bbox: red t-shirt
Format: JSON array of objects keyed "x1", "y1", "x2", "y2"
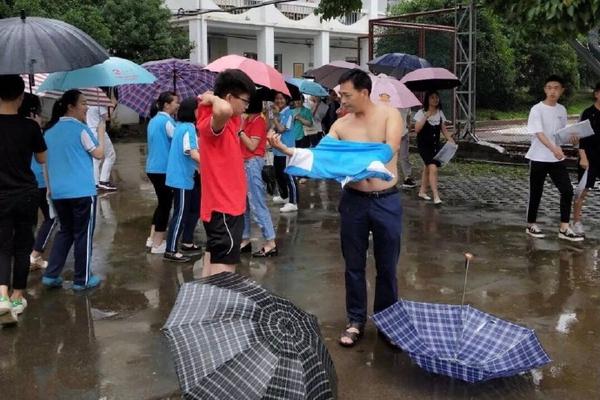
[
  {"x1": 240, "y1": 114, "x2": 267, "y2": 160},
  {"x1": 197, "y1": 105, "x2": 246, "y2": 222}
]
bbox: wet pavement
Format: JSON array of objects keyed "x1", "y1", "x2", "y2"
[{"x1": 1, "y1": 141, "x2": 599, "y2": 400}]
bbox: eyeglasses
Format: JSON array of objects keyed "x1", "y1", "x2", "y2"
[{"x1": 232, "y1": 94, "x2": 251, "y2": 105}]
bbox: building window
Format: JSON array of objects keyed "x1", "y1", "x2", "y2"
[
  {"x1": 244, "y1": 52, "x2": 258, "y2": 60},
  {"x1": 274, "y1": 54, "x2": 283, "y2": 72},
  {"x1": 293, "y1": 63, "x2": 305, "y2": 78}
]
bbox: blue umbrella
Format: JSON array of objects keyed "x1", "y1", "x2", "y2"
[
  {"x1": 368, "y1": 53, "x2": 431, "y2": 79},
  {"x1": 38, "y1": 57, "x2": 156, "y2": 91},
  {"x1": 285, "y1": 77, "x2": 328, "y2": 97}
]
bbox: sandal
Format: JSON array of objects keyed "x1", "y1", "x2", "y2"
[
  {"x1": 180, "y1": 243, "x2": 202, "y2": 255},
  {"x1": 240, "y1": 242, "x2": 252, "y2": 253},
  {"x1": 339, "y1": 323, "x2": 363, "y2": 347},
  {"x1": 252, "y1": 247, "x2": 278, "y2": 257}
]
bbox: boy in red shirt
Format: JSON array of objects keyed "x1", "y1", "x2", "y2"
[{"x1": 196, "y1": 69, "x2": 256, "y2": 277}]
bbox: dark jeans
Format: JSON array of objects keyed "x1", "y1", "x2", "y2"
[
  {"x1": 147, "y1": 173, "x2": 174, "y2": 232},
  {"x1": 0, "y1": 190, "x2": 39, "y2": 289},
  {"x1": 527, "y1": 160, "x2": 573, "y2": 224},
  {"x1": 339, "y1": 188, "x2": 402, "y2": 325},
  {"x1": 33, "y1": 187, "x2": 58, "y2": 252},
  {"x1": 273, "y1": 155, "x2": 298, "y2": 204},
  {"x1": 45, "y1": 196, "x2": 97, "y2": 287}
]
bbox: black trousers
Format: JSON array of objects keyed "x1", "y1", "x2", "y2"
[
  {"x1": 0, "y1": 190, "x2": 39, "y2": 290},
  {"x1": 527, "y1": 160, "x2": 573, "y2": 224},
  {"x1": 273, "y1": 155, "x2": 298, "y2": 204},
  {"x1": 147, "y1": 173, "x2": 174, "y2": 232}
]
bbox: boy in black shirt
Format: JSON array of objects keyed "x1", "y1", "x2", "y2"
[
  {"x1": 572, "y1": 83, "x2": 600, "y2": 236},
  {"x1": 0, "y1": 75, "x2": 47, "y2": 325}
]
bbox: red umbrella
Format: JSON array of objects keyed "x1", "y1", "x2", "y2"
[
  {"x1": 205, "y1": 55, "x2": 290, "y2": 96},
  {"x1": 400, "y1": 67, "x2": 460, "y2": 92}
]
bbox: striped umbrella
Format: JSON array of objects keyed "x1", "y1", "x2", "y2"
[{"x1": 22, "y1": 73, "x2": 112, "y2": 107}]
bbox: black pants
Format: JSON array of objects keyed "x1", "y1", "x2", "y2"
[
  {"x1": 0, "y1": 190, "x2": 39, "y2": 290},
  {"x1": 273, "y1": 155, "x2": 298, "y2": 204},
  {"x1": 33, "y1": 187, "x2": 58, "y2": 252},
  {"x1": 147, "y1": 173, "x2": 174, "y2": 232},
  {"x1": 527, "y1": 160, "x2": 573, "y2": 224},
  {"x1": 307, "y1": 133, "x2": 323, "y2": 148}
]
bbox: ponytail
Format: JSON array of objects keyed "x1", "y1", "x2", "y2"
[
  {"x1": 150, "y1": 91, "x2": 177, "y2": 118},
  {"x1": 44, "y1": 89, "x2": 83, "y2": 131}
]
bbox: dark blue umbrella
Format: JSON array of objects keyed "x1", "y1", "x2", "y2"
[{"x1": 368, "y1": 53, "x2": 431, "y2": 79}]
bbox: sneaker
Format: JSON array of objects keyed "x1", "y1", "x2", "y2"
[
  {"x1": 0, "y1": 296, "x2": 11, "y2": 315},
  {"x1": 572, "y1": 221, "x2": 585, "y2": 237},
  {"x1": 73, "y1": 275, "x2": 102, "y2": 291},
  {"x1": 433, "y1": 198, "x2": 443, "y2": 205},
  {"x1": 42, "y1": 276, "x2": 64, "y2": 288},
  {"x1": 418, "y1": 193, "x2": 431, "y2": 201},
  {"x1": 97, "y1": 181, "x2": 117, "y2": 191},
  {"x1": 151, "y1": 241, "x2": 167, "y2": 254},
  {"x1": 145, "y1": 237, "x2": 153, "y2": 249},
  {"x1": 11, "y1": 298, "x2": 27, "y2": 315},
  {"x1": 30, "y1": 255, "x2": 48, "y2": 270},
  {"x1": 164, "y1": 252, "x2": 191, "y2": 263},
  {"x1": 272, "y1": 196, "x2": 288, "y2": 205},
  {"x1": 558, "y1": 227, "x2": 584, "y2": 242},
  {"x1": 280, "y1": 203, "x2": 298, "y2": 213},
  {"x1": 0, "y1": 298, "x2": 17, "y2": 325},
  {"x1": 526, "y1": 224, "x2": 545, "y2": 238},
  {"x1": 402, "y1": 177, "x2": 417, "y2": 188}
]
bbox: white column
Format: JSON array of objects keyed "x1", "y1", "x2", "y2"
[
  {"x1": 313, "y1": 31, "x2": 330, "y2": 68},
  {"x1": 368, "y1": 0, "x2": 379, "y2": 18},
  {"x1": 257, "y1": 27, "x2": 275, "y2": 66},
  {"x1": 189, "y1": 18, "x2": 208, "y2": 65},
  {"x1": 359, "y1": 37, "x2": 370, "y2": 68}
]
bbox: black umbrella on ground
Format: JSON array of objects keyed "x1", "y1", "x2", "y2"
[
  {"x1": 162, "y1": 273, "x2": 337, "y2": 400},
  {"x1": 0, "y1": 11, "x2": 110, "y2": 75}
]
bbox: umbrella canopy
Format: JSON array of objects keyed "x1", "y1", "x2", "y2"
[
  {"x1": 303, "y1": 60, "x2": 365, "y2": 90},
  {"x1": 370, "y1": 74, "x2": 421, "y2": 109},
  {"x1": 118, "y1": 59, "x2": 215, "y2": 117},
  {"x1": 368, "y1": 53, "x2": 431, "y2": 79},
  {"x1": 400, "y1": 67, "x2": 460, "y2": 92},
  {"x1": 39, "y1": 57, "x2": 156, "y2": 91},
  {"x1": 22, "y1": 73, "x2": 112, "y2": 107},
  {"x1": 285, "y1": 77, "x2": 328, "y2": 97},
  {"x1": 205, "y1": 55, "x2": 290, "y2": 97},
  {"x1": 373, "y1": 300, "x2": 551, "y2": 383},
  {"x1": 0, "y1": 13, "x2": 109, "y2": 74},
  {"x1": 163, "y1": 272, "x2": 337, "y2": 400}
]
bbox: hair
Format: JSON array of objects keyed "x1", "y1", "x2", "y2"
[
  {"x1": 213, "y1": 69, "x2": 256, "y2": 100},
  {"x1": 177, "y1": 97, "x2": 198, "y2": 123},
  {"x1": 150, "y1": 91, "x2": 177, "y2": 118},
  {"x1": 338, "y1": 69, "x2": 372, "y2": 95},
  {"x1": 44, "y1": 89, "x2": 83, "y2": 131},
  {"x1": 423, "y1": 90, "x2": 442, "y2": 111},
  {"x1": 246, "y1": 93, "x2": 264, "y2": 114},
  {"x1": 18, "y1": 93, "x2": 42, "y2": 118},
  {"x1": 545, "y1": 75, "x2": 565, "y2": 87},
  {"x1": 594, "y1": 82, "x2": 600, "y2": 93},
  {"x1": 0, "y1": 75, "x2": 25, "y2": 101}
]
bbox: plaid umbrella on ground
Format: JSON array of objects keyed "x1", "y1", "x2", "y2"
[
  {"x1": 372, "y1": 301, "x2": 551, "y2": 383},
  {"x1": 162, "y1": 273, "x2": 337, "y2": 400},
  {"x1": 118, "y1": 59, "x2": 215, "y2": 117}
]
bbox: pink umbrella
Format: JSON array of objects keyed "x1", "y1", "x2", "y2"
[
  {"x1": 400, "y1": 67, "x2": 460, "y2": 92},
  {"x1": 205, "y1": 55, "x2": 290, "y2": 96},
  {"x1": 370, "y1": 74, "x2": 421, "y2": 109}
]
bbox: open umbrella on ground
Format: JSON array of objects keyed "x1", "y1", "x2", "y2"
[
  {"x1": 0, "y1": 12, "x2": 109, "y2": 74},
  {"x1": 163, "y1": 272, "x2": 337, "y2": 400},
  {"x1": 372, "y1": 254, "x2": 551, "y2": 383},
  {"x1": 118, "y1": 59, "x2": 215, "y2": 117},
  {"x1": 303, "y1": 60, "x2": 365, "y2": 90},
  {"x1": 368, "y1": 53, "x2": 431, "y2": 79},
  {"x1": 39, "y1": 57, "x2": 156, "y2": 91},
  {"x1": 400, "y1": 67, "x2": 460, "y2": 92},
  {"x1": 22, "y1": 73, "x2": 112, "y2": 107},
  {"x1": 285, "y1": 77, "x2": 329, "y2": 97},
  {"x1": 205, "y1": 55, "x2": 290, "y2": 97},
  {"x1": 370, "y1": 74, "x2": 421, "y2": 109}
]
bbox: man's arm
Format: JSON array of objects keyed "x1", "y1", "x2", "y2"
[
  {"x1": 535, "y1": 132, "x2": 564, "y2": 160},
  {"x1": 199, "y1": 91, "x2": 233, "y2": 133},
  {"x1": 384, "y1": 107, "x2": 403, "y2": 153},
  {"x1": 34, "y1": 151, "x2": 46, "y2": 164},
  {"x1": 267, "y1": 130, "x2": 294, "y2": 156}
]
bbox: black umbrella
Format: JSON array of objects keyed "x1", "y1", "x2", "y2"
[
  {"x1": 367, "y1": 53, "x2": 431, "y2": 79},
  {"x1": 163, "y1": 273, "x2": 337, "y2": 400},
  {"x1": 303, "y1": 60, "x2": 365, "y2": 90},
  {"x1": 0, "y1": 11, "x2": 109, "y2": 75}
]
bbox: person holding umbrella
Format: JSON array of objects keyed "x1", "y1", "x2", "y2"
[
  {"x1": 414, "y1": 90, "x2": 454, "y2": 205},
  {"x1": 0, "y1": 75, "x2": 47, "y2": 324},
  {"x1": 41, "y1": 89, "x2": 105, "y2": 291},
  {"x1": 145, "y1": 91, "x2": 180, "y2": 254}
]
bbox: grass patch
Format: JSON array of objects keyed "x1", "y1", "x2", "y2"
[{"x1": 409, "y1": 155, "x2": 528, "y2": 179}]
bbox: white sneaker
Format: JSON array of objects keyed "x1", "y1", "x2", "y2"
[
  {"x1": 145, "y1": 237, "x2": 153, "y2": 248},
  {"x1": 11, "y1": 298, "x2": 27, "y2": 315},
  {"x1": 151, "y1": 241, "x2": 167, "y2": 254},
  {"x1": 30, "y1": 255, "x2": 48, "y2": 270},
  {"x1": 280, "y1": 203, "x2": 298, "y2": 213},
  {"x1": 0, "y1": 296, "x2": 11, "y2": 315},
  {"x1": 572, "y1": 221, "x2": 585, "y2": 236},
  {"x1": 526, "y1": 224, "x2": 545, "y2": 238},
  {"x1": 558, "y1": 227, "x2": 584, "y2": 242},
  {"x1": 272, "y1": 196, "x2": 288, "y2": 205}
]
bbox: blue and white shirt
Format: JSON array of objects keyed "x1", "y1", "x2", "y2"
[
  {"x1": 272, "y1": 106, "x2": 295, "y2": 157},
  {"x1": 146, "y1": 111, "x2": 176, "y2": 173},
  {"x1": 44, "y1": 117, "x2": 98, "y2": 199},
  {"x1": 166, "y1": 122, "x2": 199, "y2": 190},
  {"x1": 31, "y1": 157, "x2": 45, "y2": 188}
]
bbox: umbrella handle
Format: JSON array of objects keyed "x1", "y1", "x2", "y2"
[{"x1": 460, "y1": 253, "x2": 474, "y2": 307}]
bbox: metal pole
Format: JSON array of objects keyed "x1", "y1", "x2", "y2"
[{"x1": 460, "y1": 252, "x2": 474, "y2": 307}]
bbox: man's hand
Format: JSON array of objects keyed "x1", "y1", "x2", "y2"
[
  {"x1": 552, "y1": 145, "x2": 565, "y2": 161},
  {"x1": 569, "y1": 134, "x2": 580, "y2": 146},
  {"x1": 198, "y1": 91, "x2": 215, "y2": 106},
  {"x1": 267, "y1": 130, "x2": 293, "y2": 155},
  {"x1": 580, "y1": 158, "x2": 589, "y2": 170}
]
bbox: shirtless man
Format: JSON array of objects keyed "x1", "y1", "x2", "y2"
[{"x1": 269, "y1": 69, "x2": 403, "y2": 347}]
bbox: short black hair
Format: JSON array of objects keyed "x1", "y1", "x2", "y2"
[
  {"x1": 0, "y1": 75, "x2": 25, "y2": 101},
  {"x1": 177, "y1": 97, "x2": 198, "y2": 123},
  {"x1": 594, "y1": 82, "x2": 600, "y2": 93},
  {"x1": 18, "y1": 93, "x2": 42, "y2": 118},
  {"x1": 246, "y1": 93, "x2": 264, "y2": 114},
  {"x1": 545, "y1": 75, "x2": 565, "y2": 87},
  {"x1": 338, "y1": 69, "x2": 372, "y2": 94},
  {"x1": 213, "y1": 69, "x2": 256, "y2": 100}
]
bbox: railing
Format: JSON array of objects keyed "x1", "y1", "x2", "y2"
[
  {"x1": 213, "y1": 0, "x2": 261, "y2": 14},
  {"x1": 337, "y1": 11, "x2": 365, "y2": 25},
  {"x1": 275, "y1": 3, "x2": 317, "y2": 21}
]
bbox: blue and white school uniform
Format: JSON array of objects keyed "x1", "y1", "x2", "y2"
[{"x1": 43, "y1": 117, "x2": 99, "y2": 287}]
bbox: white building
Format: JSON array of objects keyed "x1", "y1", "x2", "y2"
[{"x1": 164, "y1": 0, "x2": 387, "y2": 75}]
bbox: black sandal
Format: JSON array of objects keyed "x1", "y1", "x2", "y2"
[
  {"x1": 240, "y1": 242, "x2": 252, "y2": 253},
  {"x1": 252, "y1": 247, "x2": 278, "y2": 257},
  {"x1": 339, "y1": 323, "x2": 363, "y2": 347}
]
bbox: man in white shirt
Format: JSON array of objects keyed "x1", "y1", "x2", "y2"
[
  {"x1": 525, "y1": 75, "x2": 582, "y2": 241},
  {"x1": 87, "y1": 105, "x2": 117, "y2": 191}
]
